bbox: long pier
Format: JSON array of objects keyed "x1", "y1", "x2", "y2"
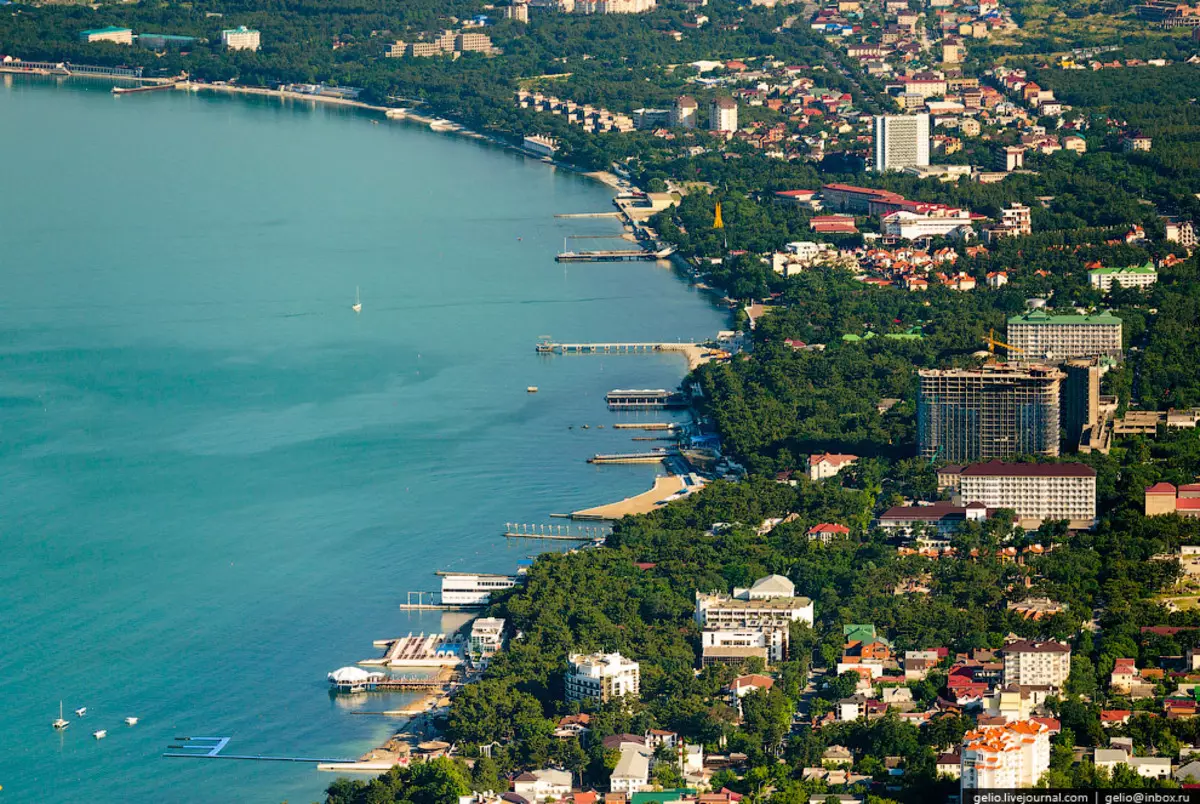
[
  {"x1": 536, "y1": 342, "x2": 697, "y2": 355},
  {"x1": 556, "y1": 247, "x2": 673, "y2": 262},
  {"x1": 503, "y1": 522, "x2": 610, "y2": 540},
  {"x1": 588, "y1": 451, "x2": 671, "y2": 464}
]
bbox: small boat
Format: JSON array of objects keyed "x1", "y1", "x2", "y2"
[
  {"x1": 53, "y1": 702, "x2": 69, "y2": 730},
  {"x1": 527, "y1": 386, "x2": 538, "y2": 393},
  {"x1": 124, "y1": 717, "x2": 138, "y2": 726},
  {"x1": 352, "y1": 286, "x2": 362, "y2": 314},
  {"x1": 75, "y1": 707, "x2": 87, "y2": 717},
  {"x1": 93, "y1": 730, "x2": 107, "y2": 740}
]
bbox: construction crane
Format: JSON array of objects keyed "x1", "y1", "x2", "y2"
[{"x1": 982, "y1": 328, "x2": 1025, "y2": 357}]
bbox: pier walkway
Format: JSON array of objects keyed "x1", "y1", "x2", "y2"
[
  {"x1": 556, "y1": 246, "x2": 674, "y2": 262},
  {"x1": 536, "y1": 340, "x2": 710, "y2": 370},
  {"x1": 503, "y1": 523, "x2": 610, "y2": 540}
]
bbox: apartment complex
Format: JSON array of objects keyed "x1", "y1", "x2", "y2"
[
  {"x1": 565, "y1": 652, "x2": 640, "y2": 703},
  {"x1": 917, "y1": 364, "x2": 1065, "y2": 462},
  {"x1": 961, "y1": 720, "x2": 1051, "y2": 791},
  {"x1": 873, "y1": 113, "x2": 930, "y2": 172},
  {"x1": 1088, "y1": 262, "x2": 1158, "y2": 292},
  {"x1": 672, "y1": 95, "x2": 699, "y2": 128},
  {"x1": 695, "y1": 574, "x2": 813, "y2": 663},
  {"x1": 469, "y1": 617, "x2": 506, "y2": 660},
  {"x1": 387, "y1": 30, "x2": 492, "y2": 57},
  {"x1": 221, "y1": 26, "x2": 261, "y2": 51},
  {"x1": 959, "y1": 460, "x2": 1098, "y2": 529},
  {"x1": 1062, "y1": 357, "x2": 1101, "y2": 448},
  {"x1": 710, "y1": 97, "x2": 739, "y2": 132},
  {"x1": 80, "y1": 26, "x2": 133, "y2": 44},
  {"x1": 1002, "y1": 639, "x2": 1071, "y2": 688},
  {"x1": 1006, "y1": 309, "x2": 1123, "y2": 362}
]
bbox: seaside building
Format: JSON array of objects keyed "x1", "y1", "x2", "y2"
[
  {"x1": 469, "y1": 617, "x2": 506, "y2": 660},
  {"x1": 80, "y1": 26, "x2": 133, "y2": 45},
  {"x1": 1006, "y1": 309, "x2": 1123, "y2": 362},
  {"x1": 439, "y1": 572, "x2": 518, "y2": 606},
  {"x1": 1088, "y1": 263, "x2": 1158, "y2": 292},
  {"x1": 959, "y1": 460, "x2": 1098, "y2": 530},
  {"x1": 565, "y1": 652, "x2": 641, "y2": 703},
  {"x1": 917, "y1": 364, "x2": 1064, "y2": 462},
  {"x1": 522, "y1": 135, "x2": 559, "y2": 158},
  {"x1": 695, "y1": 575, "x2": 814, "y2": 662},
  {"x1": 672, "y1": 95, "x2": 699, "y2": 128},
  {"x1": 710, "y1": 97, "x2": 738, "y2": 132},
  {"x1": 221, "y1": 26, "x2": 261, "y2": 51},
  {"x1": 961, "y1": 720, "x2": 1051, "y2": 791},
  {"x1": 873, "y1": 113, "x2": 930, "y2": 172},
  {"x1": 1002, "y1": 639, "x2": 1071, "y2": 688}
]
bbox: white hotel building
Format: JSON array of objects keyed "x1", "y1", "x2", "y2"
[
  {"x1": 959, "y1": 460, "x2": 1097, "y2": 530},
  {"x1": 221, "y1": 25, "x2": 262, "y2": 51},
  {"x1": 874, "y1": 113, "x2": 930, "y2": 172},
  {"x1": 439, "y1": 572, "x2": 518, "y2": 606},
  {"x1": 695, "y1": 575, "x2": 813, "y2": 662},
  {"x1": 961, "y1": 720, "x2": 1051, "y2": 792},
  {"x1": 565, "y1": 652, "x2": 640, "y2": 703}
]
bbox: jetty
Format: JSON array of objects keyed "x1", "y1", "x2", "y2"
[
  {"x1": 555, "y1": 246, "x2": 675, "y2": 262},
  {"x1": 612, "y1": 423, "x2": 679, "y2": 431},
  {"x1": 536, "y1": 340, "x2": 712, "y2": 370},
  {"x1": 362, "y1": 634, "x2": 464, "y2": 668},
  {"x1": 606, "y1": 389, "x2": 688, "y2": 411},
  {"x1": 554, "y1": 212, "x2": 622, "y2": 219},
  {"x1": 164, "y1": 736, "x2": 354, "y2": 764},
  {"x1": 503, "y1": 522, "x2": 610, "y2": 540},
  {"x1": 588, "y1": 451, "x2": 671, "y2": 464}
]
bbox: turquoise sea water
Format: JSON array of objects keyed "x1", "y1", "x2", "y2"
[{"x1": 0, "y1": 77, "x2": 727, "y2": 803}]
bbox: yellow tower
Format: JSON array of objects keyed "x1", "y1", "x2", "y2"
[{"x1": 713, "y1": 201, "x2": 724, "y2": 230}]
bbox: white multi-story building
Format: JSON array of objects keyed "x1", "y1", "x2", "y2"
[
  {"x1": 882, "y1": 208, "x2": 974, "y2": 239},
  {"x1": 672, "y1": 95, "x2": 699, "y2": 128},
  {"x1": 959, "y1": 460, "x2": 1097, "y2": 530},
  {"x1": 961, "y1": 720, "x2": 1051, "y2": 792},
  {"x1": 1164, "y1": 218, "x2": 1196, "y2": 248},
  {"x1": 710, "y1": 96, "x2": 738, "y2": 132},
  {"x1": 522, "y1": 135, "x2": 558, "y2": 158},
  {"x1": 874, "y1": 114, "x2": 930, "y2": 172},
  {"x1": 1002, "y1": 639, "x2": 1071, "y2": 689},
  {"x1": 809, "y1": 452, "x2": 858, "y2": 480},
  {"x1": 1088, "y1": 263, "x2": 1158, "y2": 292},
  {"x1": 440, "y1": 572, "x2": 518, "y2": 606},
  {"x1": 695, "y1": 575, "x2": 813, "y2": 662},
  {"x1": 469, "y1": 617, "x2": 506, "y2": 660},
  {"x1": 1000, "y1": 203, "x2": 1032, "y2": 236},
  {"x1": 504, "y1": 1, "x2": 530, "y2": 21},
  {"x1": 221, "y1": 26, "x2": 261, "y2": 51},
  {"x1": 512, "y1": 769, "x2": 573, "y2": 802},
  {"x1": 1006, "y1": 309, "x2": 1123, "y2": 362},
  {"x1": 701, "y1": 628, "x2": 775, "y2": 665},
  {"x1": 565, "y1": 652, "x2": 640, "y2": 703},
  {"x1": 79, "y1": 26, "x2": 133, "y2": 44},
  {"x1": 610, "y1": 744, "x2": 652, "y2": 793}
]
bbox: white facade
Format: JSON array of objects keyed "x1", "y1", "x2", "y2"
[
  {"x1": 221, "y1": 26, "x2": 261, "y2": 51},
  {"x1": 882, "y1": 209, "x2": 973, "y2": 239},
  {"x1": 961, "y1": 720, "x2": 1051, "y2": 792},
  {"x1": 1088, "y1": 265, "x2": 1158, "y2": 291},
  {"x1": 710, "y1": 97, "x2": 738, "y2": 132},
  {"x1": 565, "y1": 652, "x2": 640, "y2": 703},
  {"x1": 874, "y1": 114, "x2": 930, "y2": 172},
  {"x1": 672, "y1": 96, "x2": 698, "y2": 128},
  {"x1": 513, "y1": 769, "x2": 573, "y2": 801},
  {"x1": 440, "y1": 573, "x2": 518, "y2": 606},
  {"x1": 809, "y1": 453, "x2": 858, "y2": 480},
  {"x1": 959, "y1": 462, "x2": 1097, "y2": 529},
  {"x1": 1002, "y1": 640, "x2": 1071, "y2": 689},
  {"x1": 1006, "y1": 310, "x2": 1123, "y2": 361},
  {"x1": 469, "y1": 617, "x2": 506, "y2": 659},
  {"x1": 522, "y1": 135, "x2": 558, "y2": 158},
  {"x1": 695, "y1": 576, "x2": 812, "y2": 662},
  {"x1": 610, "y1": 745, "x2": 652, "y2": 793}
]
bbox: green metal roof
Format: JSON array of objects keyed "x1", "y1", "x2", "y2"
[
  {"x1": 82, "y1": 26, "x2": 132, "y2": 35},
  {"x1": 1088, "y1": 262, "x2": 1156, "y2": 275},
  {"x1": 1008, "y1": 309, "x2": 1122, "y2": 326},
  {"x1": 631, "y1": 790, "x2": 697, "y2": 804}
]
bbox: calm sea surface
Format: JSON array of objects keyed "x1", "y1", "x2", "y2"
[{"x1": 0, "y1": 77, "x2": 727, "y2": 803}]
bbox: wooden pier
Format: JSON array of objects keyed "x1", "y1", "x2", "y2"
[
  {"x1": 556, "y1": 246, "x2": 674, "y2": 262},
  {"x1": 164, "y1": 736, "x2": 355, "y2": 764},
  {"x1": 612, "y1": 423, "x2": 679, "y2": 430},
  {"x1": 503, "y1": 522, "x2": 610, "y2": 540}
]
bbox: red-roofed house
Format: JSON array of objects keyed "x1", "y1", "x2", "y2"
[
  {"x1": 808, "y1": 523, "x2": 851, "y2": 544},
  {"x1": 809, "y1": 452, "x2": 859, "y2": 480},
  {"x1": 1100, "y1": 709, "x2": 1132, "y2": 727},
  {"x1": 1146, "y1": 482, "x2": 1200, "y2": 518}
]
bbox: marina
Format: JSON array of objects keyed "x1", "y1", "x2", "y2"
[{"x1": 605, "y1": 389, "x2": 689, "y2": 410}]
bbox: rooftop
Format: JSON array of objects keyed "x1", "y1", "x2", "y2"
[
  {"x1": 961, "y1": 460, "x2": 1096, "y2": 479},
  {"x1": 1007, "y1": 309, "x2": 1123, "y2": 326},
  {"x1": 1089, "y1": 262, "x2": 1157, "y2": 275}
]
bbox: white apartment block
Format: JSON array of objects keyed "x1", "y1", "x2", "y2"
[
  {"x1": 565, "y1": 652, "x2": 640, "y2": 703},
  {"x1": 695, "y1": 575, "x2": 813, "y2": 662},
  {"x1": 874, "y1": 114, "x2": 930, "y2": 172},
  {"x1": 610, "y1": 745, "x2": 652, "y2": 794},
  {"x1": 882, "y1": 209, "x2": 973, "y2": 239},
  {"x1": 575, "y1": 0, "x2": 657, "y2": 12},
  {"x1": 710, "y1": 97, "x2": 738, "y2": 132},
  {"x1": 469, "y1": 617, "x2": 506, "y2": 659},
  {"x1": 1006, "y1": 309, "x2": 1123, "y2": 361},
  {"x1": 1000, "y1": 203, "x2": 1032, "y2": 235},
  {"x1": 701, "y1": 629, "x2": 776, "y2": 664},
  {"x1": 1002, "y1": 640, "x2": 1071, "y2": 689},
  {"x1": 1088, "y1": 263, "x2": 1157, "y2": 292},
  {"x1": 959, "y1": 461, "x2": 1097, "y2": 529},
  {"x1": 961, "y1": 720, "x2": 1051, "y2": 791},
  {"x1": 221, "y1": 26, "x2": 261, "y2": 51}
]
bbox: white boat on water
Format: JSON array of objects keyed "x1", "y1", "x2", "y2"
[
  {"x1": 93, "y1": 729, "x2": 107, "y2": 740},
  {"x1": 75, "y1": 707, "x2": 87, "y2": 717},
  {"x1": 52, "y1": 702, "x2": 69, "y2": 730},
  {"x1": 352, "y1": 286, "x2": 362, "y2": 313},
  {"x1": 125, "y1": 717, "x2": 138, "y2": 726}
]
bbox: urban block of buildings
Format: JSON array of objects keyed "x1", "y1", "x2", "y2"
[
  {"x1": 80, "y1": 26, "x2": 133, "y2": 45},
  {"x1": 516, "y1": 90, "x2": 635, "y2": 134},
  {"x1": 959, "y1": 460, "x2": 1098, "y2": 530},
  {"x1": 387, "y1": 30, "x2": 494, "y2": 58}
]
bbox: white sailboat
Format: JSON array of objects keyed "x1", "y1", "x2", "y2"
[
  {"x1": 124, "y1": 717, "x2": 138, "y2": 726},
  {"x1": 92, "y1": 729, "x2": 107, "y2": 740},
  {"x1": 52, "y1": 702, "x2": 69, "y2": 730},
  {"x1": 352, "y1": 286, "x2": 362, "y2": 313},
  {"x1": 75, "y1": 706, "x2": 87, "y2": 717}
]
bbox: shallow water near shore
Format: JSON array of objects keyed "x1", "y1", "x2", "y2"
[{"x1": 0, "y1": 77, "x2": 727, "y2": 803}]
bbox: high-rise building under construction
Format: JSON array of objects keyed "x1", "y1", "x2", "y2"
[{"x1": 918, "y1": 363, "x2": 1065, "y2": 462}]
